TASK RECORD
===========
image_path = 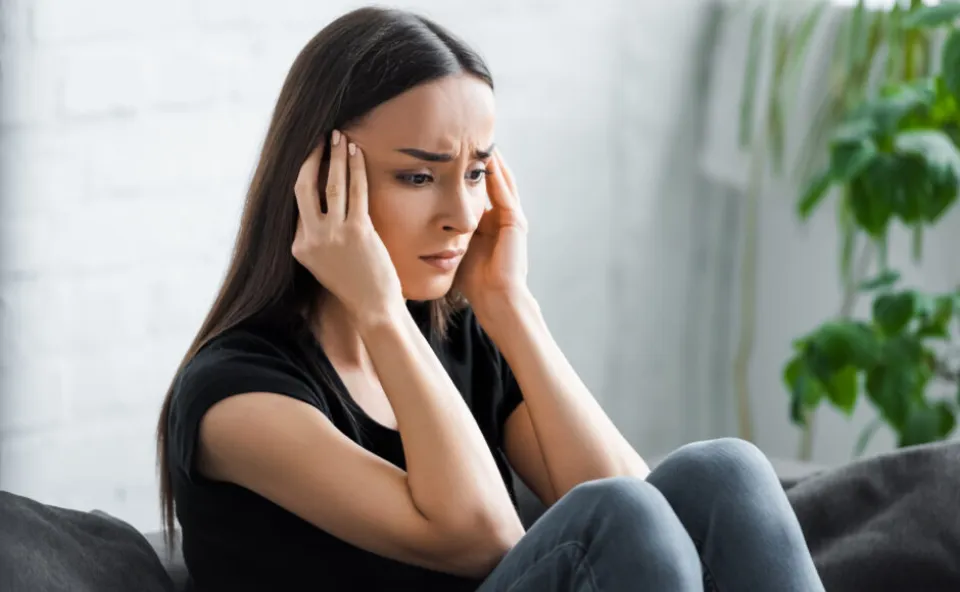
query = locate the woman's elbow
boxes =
[450,527,519,578]
[437,513,523,578]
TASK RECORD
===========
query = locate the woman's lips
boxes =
[419,250,463,271]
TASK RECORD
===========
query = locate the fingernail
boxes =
[348,142,356,156]
[332,130,341,146]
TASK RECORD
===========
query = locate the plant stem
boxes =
[733,137,765,444]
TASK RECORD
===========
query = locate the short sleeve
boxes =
[167,332,324,483]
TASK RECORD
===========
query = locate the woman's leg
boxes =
[646,437,824,592]
[477,476,703,591]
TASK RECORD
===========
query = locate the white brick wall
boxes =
[1,0,709,531]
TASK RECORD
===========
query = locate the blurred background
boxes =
[1,0,959,533]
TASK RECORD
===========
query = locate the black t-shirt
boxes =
[167,302,524,592]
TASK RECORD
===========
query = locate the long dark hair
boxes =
[156,6,493,546]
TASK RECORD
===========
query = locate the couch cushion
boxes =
[787,440,960,592]
[0,491,175,592]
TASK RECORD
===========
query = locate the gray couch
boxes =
[8,443,960,591]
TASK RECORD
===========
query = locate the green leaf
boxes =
[873,291,916,335]
[831,116,877,142]
[899,399,956,447]
[931,77,960,125]
[785,356,824,406]
[866,334,929,432]
[829,121,879,183]
[806,321,882,375]
[894,130,960,223]
[850,174,893,238]
[858,269,901,292]
[826,365,859,414]
[865,82,937,135]
[937,401,957,439]
[916,294,955,338]
[884,333,926,366]
[894,129,960,181]
[933,294,955,323]
[790,394,805,427]
[902,2,960,29]
[866,365,914,430]
[944,28,960,105]
[797,169,834,219]
[924,180,960,224]
[784,356,824,427]
[912,291,938,318]
[891,157,929,224]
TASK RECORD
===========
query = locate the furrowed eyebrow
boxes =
[395,143,496,162]
[474,144,495,160]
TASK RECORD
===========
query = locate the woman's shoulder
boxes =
[171,321,327,416]
[189,320,301,362]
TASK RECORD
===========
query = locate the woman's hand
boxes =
[456,151,530,310]
[292,130,404,326]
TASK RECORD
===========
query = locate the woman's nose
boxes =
[442,186,481,234]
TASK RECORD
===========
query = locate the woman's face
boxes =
[344,74,496,301]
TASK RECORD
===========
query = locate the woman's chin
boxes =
[400,274,456,302]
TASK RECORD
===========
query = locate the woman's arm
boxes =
[358,303,525,540]
[199,305,524,578]
[199,385,517,578]
[478,289,650,503]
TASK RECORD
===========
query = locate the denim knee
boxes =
[663,437,777,491]
[565,476,672,518]
[562,476,701,576]
[563,477,689,544]
[533,477,702,589]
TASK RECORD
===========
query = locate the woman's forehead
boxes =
[348,75,495,156]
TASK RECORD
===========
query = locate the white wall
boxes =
[0,0,713,531]
[8,0,937,534]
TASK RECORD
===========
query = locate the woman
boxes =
[156,7,824,591]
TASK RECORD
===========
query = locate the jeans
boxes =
[476,438,824,591]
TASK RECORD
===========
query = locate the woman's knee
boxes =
[561,477,701,574]
[526,477,701,588]
[661,437,777,489]
[563,476,681,534]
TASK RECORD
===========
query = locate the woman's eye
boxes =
[467,168,490,183]
[398,173,433,186]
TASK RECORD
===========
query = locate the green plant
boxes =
[783,5,960,455]
[737,0,960,458]
[785,276,960,454]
